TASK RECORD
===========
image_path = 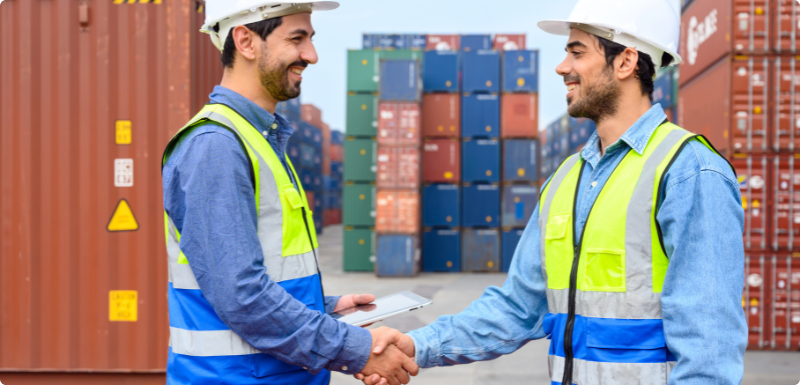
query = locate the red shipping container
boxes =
[774,0,800,54]
[301,104,324,128]
[772,56,800,151]
[744,255,769,349]
[426,34,460,51]
[305,191,315,212]
[422,94,460,137]
[422,139,461,183]
[378,102,422,146]
[732,154,769,251]
[678,56,769,155]
[493,34,526,51]
[772,155,800,250]
[770,254,800,350]
[330,144,344,162]
[377,147,421,189]
[375,190,420,234]
[322,123,331,176]
[331,209,342,225]
[501,94,539,138]
[679,0,769,86]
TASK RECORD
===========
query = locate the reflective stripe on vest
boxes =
[161,104,326,384]
[539,122,720,385]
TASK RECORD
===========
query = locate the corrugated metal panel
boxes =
[422,229,461,272]
[460,34,492,52]
[503,139,539,182]
[462,184,500,228]
[375,190,420,234]
[770,254,800,350]
[775,0,800,53]
[773,56,800,152]
[343,228,375,272]
[500,94,538,138]
[462,50,500,93]
[422,184,460,227]
[773,154,799,250]
[501,229,524,273]
[346,94,378,137]
[502,50,538,93]
[732,154,769,250]
[343,183,376,227]
[0,0,221,374]
[501,185,538,228]
[462,139,500,183]
[422,139,460,183]
[377,103,421,146]
[422,94,460,138]
[422,51,459,93]
[375,235,420,277]
[462,93,500,138]
[376,147,420,189]
[745,255,768,349]
[461,229,500,272]
[343,138,376,182]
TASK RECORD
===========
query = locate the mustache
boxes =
[563,75,580,84]
[287,60,308,70]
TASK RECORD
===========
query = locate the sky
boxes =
[297,0,681,132]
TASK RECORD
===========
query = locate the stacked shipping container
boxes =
[324,131,344,226]
[676,0,800,351]
[285,103,326,235]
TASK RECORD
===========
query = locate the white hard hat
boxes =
[538,0,682,74]
[201,0,339,52]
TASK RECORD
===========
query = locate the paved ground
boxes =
[318,225,800,385]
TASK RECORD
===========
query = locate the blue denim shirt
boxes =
[408,104,747,384]
[162,86,372,375]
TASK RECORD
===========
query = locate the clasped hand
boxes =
[355,327,418,385]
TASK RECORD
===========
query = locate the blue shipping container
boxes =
[363,34,397,50]
[324,176,342,192]
[462,93,500,138]
[423,51,459,93]
[299,168,314,192]
[313,151,323,171]
[300,122,323,149]
[325,192,342,209]
[502,50,539,93]
[287,141,301,166]
[501,185,538,228]
[652,70,675,109]
[503,139,538,182]
[462,139,500,183]
[462,228,500,272]
[331,161,344,178]
[460,34,492,51]
[376,235,420,277]
[569,119,596,152]
[395,34,427,50]
[379,59,421,102]
[300,143,316,169]
[423,184,460,227]
[331,131,345,146]
[501,229,524,273]
[314,211,323,235]
[462,50,500,93]
[462,184,500,227]
[276,97,302,119]
[423,229,461,272]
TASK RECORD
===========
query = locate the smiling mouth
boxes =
[289,67,304,76]
[567,84,578,92]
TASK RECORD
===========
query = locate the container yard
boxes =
[1,0,798,384]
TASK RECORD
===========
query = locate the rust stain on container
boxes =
[0,0,221,375]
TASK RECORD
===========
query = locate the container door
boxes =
[773,155,800,250]
[770,255,800,350]
[774,0,800,53]
[731,56,768,153]
[732,0,770,52]
[732,154,769,250]
[773,57,800,152]
[745,255,768,349]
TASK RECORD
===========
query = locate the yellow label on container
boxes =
[115,120,132,145]
[109,290,138,322]
[107,199,139,232]
[444,171,453,179]
[447,261,453,268]
[487,261,494,268]
[446,216,452,223]
[514,197,520,203]
[359,239,365,245]
[485,126,492,132]
[438,125,444,132]
[517,168,525,177]
[446,81,452,87]
[361,104,367,110]
[362,59,368,65]
[486,81,492,87]
[486,216,492,223]
[517,78,525,87]
[486,170,492,177]
[750,298,759,306]
[360,149,366,155]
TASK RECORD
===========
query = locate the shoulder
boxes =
[664,135,738,190]
[163,121,248,183]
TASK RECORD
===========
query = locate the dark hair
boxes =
[594,36,674,102]
[216,17,284,69]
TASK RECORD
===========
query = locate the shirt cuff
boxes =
[324,295,342,315]
[407,326,441,368]
[325,324,372,375]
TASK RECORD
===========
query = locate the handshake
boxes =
[354,327,419,385]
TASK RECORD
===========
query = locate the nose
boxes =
[301,39,318,65]
[556,54,571,77]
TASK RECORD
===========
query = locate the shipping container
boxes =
[501,185,539,228]
[376,235,421,277]
[422,184,461,227]
[379,59,422,102]
[773,155,800,250]
[502,229,524,273]
[346,94,378,137]
[343,183,376,227]
[343,228,376,272]
[500,94,539,138]
[299,121,323,149]
[493,34,526,51]
[332,131,345,146]
[426,34,460,51]
[770,253,800,350]
[569,119,596,153]
[344,138,377,182]
[462,184,501,228]
[324,176,342,193]
[732,154,769,250]
[423,51,460,93]
[772,56,800,151]
[775,0,800,53]
[462,93,500,138]
[378,102,422,146]
[301,104,324,128]
[652,69,676,109]
[423,139,461,183]
[460,34,492,51]
[422,94,461,138]
[300,143,316,169]
[422,229,461,272]
[306,191,316,213]
[462,229,501,272]
[362,34,398,50]
[395,34,427,50]
[502,50,539,93]
[277,97,302,120]
[331,161,344,179]
[462,139,501,183]
[325,192,343,210]
[503,139,539,182]
[375,190,421,234]
[745,254,769,349]
[678,55,769,155]
[314,211,324,235]
[287,140,301,165]
[347,50,424,93]
[377,147,421,189]
[462,50,501,93]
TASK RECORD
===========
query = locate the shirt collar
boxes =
[208,86,293,135]
[580,104,667,164]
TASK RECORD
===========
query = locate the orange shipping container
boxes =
[771,254,800,350]
[378,102,422,146]
[500,93,539,138]
[0,0,223,380]
[422,139,461,183]
[426,34,460,51]
[745,255,769,349]
[422,94,460,138]
[301,104,324,128]
[732,154,769,251]
[330,144,344,162]
[375,190,420,234]
[377,147,421,189]
[771,56,800,151]
[772,155,800,250]
[493,34,526,51]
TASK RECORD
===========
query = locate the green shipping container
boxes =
[347,50,424,93]
[343,227,375,272]
[346,93,378,137]
[343,183,375,227]
[344,138,376,182]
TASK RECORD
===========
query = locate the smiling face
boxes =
[257,12,318,101]
[556,28,621,122]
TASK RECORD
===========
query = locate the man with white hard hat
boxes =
[359,0,747,384]
[161,2,418,384]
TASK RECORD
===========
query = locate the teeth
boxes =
[290,68,302,75]
[567,84,576,92]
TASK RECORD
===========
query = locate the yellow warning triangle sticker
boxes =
[107,199,139,232]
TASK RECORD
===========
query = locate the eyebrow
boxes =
[291,28,316,38]
[565,40,587,51]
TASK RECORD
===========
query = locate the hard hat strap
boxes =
[570,22,663,79]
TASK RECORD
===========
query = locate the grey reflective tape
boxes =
[624,129,688,295]
[169,327,259,357]
[550,355,671,385]
[549,288,662,319]
[265,249,319,283]
[166,217,200,290]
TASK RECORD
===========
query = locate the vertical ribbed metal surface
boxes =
[0,0,220,375]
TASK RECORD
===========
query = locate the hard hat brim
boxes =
[201,1,340,34]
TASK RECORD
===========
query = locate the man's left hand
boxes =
[334,294,376,313]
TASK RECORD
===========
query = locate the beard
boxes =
[566,68,621,123]
[258,45,304,102]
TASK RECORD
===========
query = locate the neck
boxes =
[220,69,278,114]
[595,95,652,155]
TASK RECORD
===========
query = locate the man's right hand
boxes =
[356,327,417,385]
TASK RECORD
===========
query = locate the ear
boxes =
[615,47,639,81]
[231,26,258,62]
